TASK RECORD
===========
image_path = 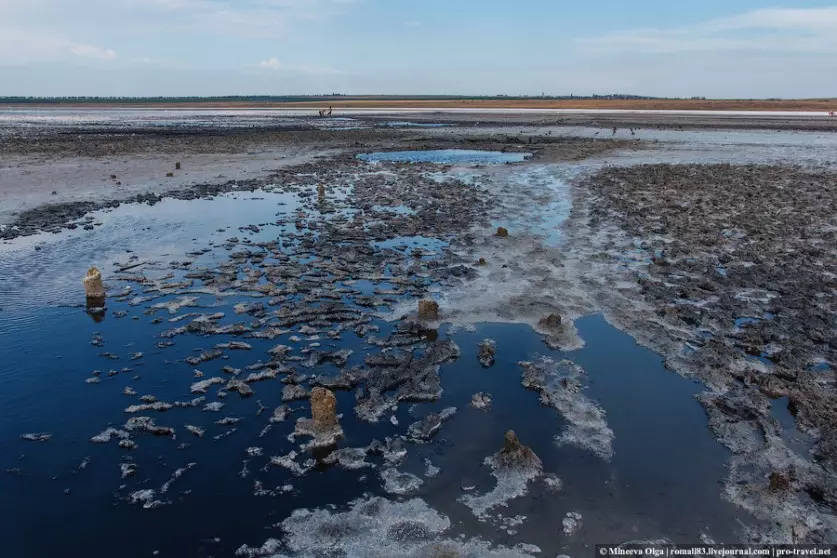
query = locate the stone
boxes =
[310,387,338,429]
[538,314,563,330]
[418,299,439,320]
[471,392,492,410]
[293,387,343,450]
[562,512,582,536]
[175,162,181,170]
[317,184,326,199]
[497,430,542,471]
[478,339,496,367]
[458,430,543,519]
[83,267,106,301]
[496,227,509,237]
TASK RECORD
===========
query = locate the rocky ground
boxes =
[574,163,837,542]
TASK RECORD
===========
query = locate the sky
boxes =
[2,0,837,98]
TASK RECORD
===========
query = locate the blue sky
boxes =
[2,0,837,97]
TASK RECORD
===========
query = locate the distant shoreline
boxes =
[1,98,836,112]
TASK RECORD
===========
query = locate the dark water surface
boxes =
[0,183,750,557]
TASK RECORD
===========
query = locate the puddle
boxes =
[377,121,451,128]
[770,396,814,456]
[0,190,301,313]
[358,150,530,165]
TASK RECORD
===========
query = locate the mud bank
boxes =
[574,163,837,542]
[0,121,632,234]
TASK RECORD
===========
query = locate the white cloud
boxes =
[256,57,341,74]
[70,44,117,60]
[0,28,117,65]
[579,7,837,54]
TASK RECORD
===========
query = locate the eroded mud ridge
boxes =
[580,163,837,542]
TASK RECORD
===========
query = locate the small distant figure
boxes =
[830,111,836,117]
[612,126,618,136]
[327,106,333,117]
[318,109,326,117]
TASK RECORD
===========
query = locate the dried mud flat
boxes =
[574,163,837,542]
[3,113,837,556]
[0,121,633,236]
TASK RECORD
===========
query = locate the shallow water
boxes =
[358,149,530,165]
[0,189,301,313]
[377,121,451,128]
[0,156,755,556]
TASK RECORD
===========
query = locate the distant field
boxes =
[2,98,836,111]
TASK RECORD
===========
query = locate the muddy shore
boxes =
[0,121,635,236]
[572,163,837,541]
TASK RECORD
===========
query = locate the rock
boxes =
[478,339,496,367]
[121,463,137,478]
[191,377,225,394]
[424,458,440,478]
[124,416,174,437]
[543,473,563,492]
[270,405,290,423]
[497,227,509,237]
[166,172,174,178]
[310,387,338,429]
[317,184,326,199]
[83,267,106,301]
[282,384,310,402]
[418,299,439,320]
[497,430,542,471]
[20,433,51,442]
[293,387,344,449]
[769,470,792,492]
[186,425,205,438]
[381,468,424,495]
[459,430,543,519]
[90,428,129,444]
[407,407,457,442]
[519,358,614,460]
[175,162,181,170]
[323,447,374,470]
[270,451,316,476]
[538,314,563,330]
[471,392,492,410]
[227,379,254,398]
[562,512,582,535]
[477,257,487,265]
